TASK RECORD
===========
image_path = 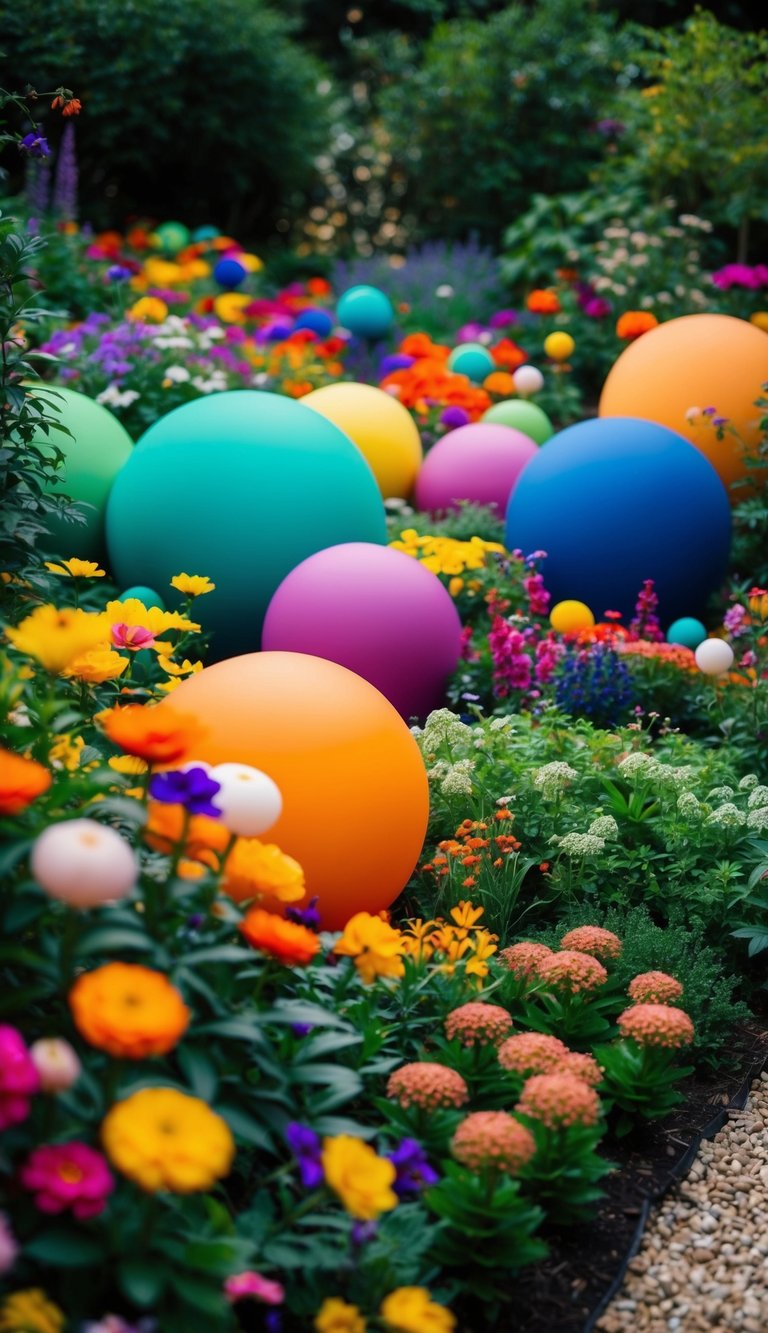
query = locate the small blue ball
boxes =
[666,617,707,649]
[118,585,167,610]
[337,285,394,339]
[213,257,247,289]
[448,342,496,384]
[295,308,334,339]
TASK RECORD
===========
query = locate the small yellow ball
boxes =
[544,331,575,362]
[550,599,595,633]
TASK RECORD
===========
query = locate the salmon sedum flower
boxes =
[627,972,684,1004]
[559,926,622,961]
[536,949,608,995]
[451,1110,535,1174]
[617,1003,694,1049]
[444,1001,513,1047]
[498,940,554,979]
[516,1073,601,1129]
[386,1062,469,1111]
[320,1134,398,1220]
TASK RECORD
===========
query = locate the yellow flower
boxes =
[221,838,306,904]
[237,252,263,272]
[333,911,406,985]
[142,257,186,288]
[127,295,169,322]
[64,648,129,683]
[543,331,575,362]
[102,1087,234,1192]
[448,577,464,597]
[6,605,109,674]
[49,733,85,771]
[321,1135,398,1220]
[104,599,200,634]
[108,754,149,775]
[170,573,216,597]
[449,900,484,930]
[0,1289,65,1333]
[379,1288,456,1333]
[750,311,768,333]
[214,293,250,324]
[44,558,106,578]
[315,1298,367,1333]
[465,929,499,979]
[156,654,203,677]
[157,676,182,693]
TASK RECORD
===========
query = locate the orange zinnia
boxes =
[526,289,561,315]
[0,747,52,815]
[143,801,230,863]
[616,311,658,340]
[240,907,320,966]
[491,339,527,371]
[483,370,516,396]
[100,704,202,764]
[69,963,190,1058]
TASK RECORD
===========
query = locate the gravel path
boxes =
[596,1072,768,1333]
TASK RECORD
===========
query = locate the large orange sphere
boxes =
[599,314,768,493]
[161,652,429,929]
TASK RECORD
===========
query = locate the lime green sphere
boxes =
[483,399,553,445]
[153,221,191,255]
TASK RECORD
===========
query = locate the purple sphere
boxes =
[415,423,538,516]
[262,543,463,720]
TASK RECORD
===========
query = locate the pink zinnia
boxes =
[111,623,156,650]
[224,1272,285,1305]
[0,1025,40,1129]
[20,1142,115,1219]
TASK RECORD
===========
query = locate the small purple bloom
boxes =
[456,322,486,342]
[387,1139,439,1196]
[286,896,321,930]
[107,265,133,282]
[19,130,50,159]
[148,766,222,818]
[489,309,518,328]
[285,1122,323,1189]
[351,1220,378,1246]
[595,118,625,138]
[583,297,612,319]
[440,405,470,429]
[379,353,415,377]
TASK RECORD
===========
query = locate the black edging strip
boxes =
[582,1055,768,1333]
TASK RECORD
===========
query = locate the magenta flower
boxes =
[224,1272,285,1305]
[0,1213,18,1275]
[111,623,156,650]
[20,1142,115,1219]
[583,297,612,319]
[0,1025,40,1129]
[710,263,762,290]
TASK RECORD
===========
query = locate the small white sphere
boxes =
[29,1038,82,1093]
[209,763,283,837]
[31,819,138,908]
[512,365,545,397]
[694,637,735,676]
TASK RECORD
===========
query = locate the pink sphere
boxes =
[262,543,463,720]
[415,423,538,516]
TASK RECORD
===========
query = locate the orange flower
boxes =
[100,704,202,764]
[526,289,561,315]
[52,94,82,116]
[616,311,658,340]
[490,339,527,371]
[144,801,230,862]
[306,277,332,296]
[69,963,190,1058]
[483,371,516,396]
[221,838,305,904]
[240,907,320,966]
[0,747,52,815]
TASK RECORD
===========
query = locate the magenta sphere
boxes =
[262,543,463,720]
[415,423,538,516]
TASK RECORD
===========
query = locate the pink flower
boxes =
[387,1062,469,1111]
[111,623,156,650]
[489,616,532,697]
[30,1038,82,1093]
[0,1025,40,1129]
[445,1002,513,1048]
[516,1073,601,1129]
[710,263,762,290]
[224,1272,285,1305]
[627,972,683,1005]
[559,926,622,961]
[498,941,553,980]
[0,1213,18,1275]
[617,1003,694,1049]
[451,1111,536,1173]
[20,1142,115,1219]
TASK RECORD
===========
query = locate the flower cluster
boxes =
[516,1074,601,1130]
[559,926,622,961]
[536,951,608,995]
[627,972,684,1004]
[387,1063,470,1111]
[444,1002,513,1047]
[451,1111,536,1173]
[617,1004,695,1049]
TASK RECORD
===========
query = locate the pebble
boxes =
[596,1076,768,1332]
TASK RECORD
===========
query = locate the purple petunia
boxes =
[19,130,50,159]
[285,1122,323,1189]
[286,896,321,930]
[148,766,222,818]
[387,1139,439,1196]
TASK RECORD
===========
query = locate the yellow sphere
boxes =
[550,599,595,633]
[544,331,575,362]
[302,383,423,500]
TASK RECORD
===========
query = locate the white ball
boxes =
[31,819,138,908]
[694,638,735,676]
[209,763,283,837]
[512,365,545,397]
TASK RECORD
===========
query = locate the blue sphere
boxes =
[295,308,334,339]
[336,285,394,339]
[505,417,731,623]
[213,257,247,289]
[448,342,496,384]
[666,617,707,649]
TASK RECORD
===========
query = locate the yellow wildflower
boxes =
[449,900,484,930]
[315,1298,367,1333]
[0,1289,65,1333]
[333,911,406,985]
[465,929,499,979]
[6,605,108,674]
[448,577,464,597]
[214,293,250,324]
[104,599,200,634]
[64,648,128,683]
[321,1135,398,1220]
[750,312,768,333]
[156,655,203,677]
[127,296,169,322]
[170,574,216,597]
[44,558,106,578]
[157,676,182,693]
[380,1287,455,1333]
[108,754,149,775]
[49,733,85,771]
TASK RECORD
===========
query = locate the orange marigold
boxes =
[516,1073,601,1129]
[490,338,527,371]
[445,1002,513,1048]
[240,907,320,966]
[221,838,305,904]
[498,1032,570,1077]
[451,1110,536,1173]
[387,1062,469,1111]
[559,927,622,961]
[616,311,658,340]
[69,963,190,1059]
[526,289,561,315]
[627,972,684,1005]
[498,941,553,979]
[0,747,52,815]
[537,950,608,995]
[617,1003,694,1049]
[100,704,202,764]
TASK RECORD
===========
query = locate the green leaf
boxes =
[118,1259,167,1306]
[179,945,255,966]
[176,1046,219,1101]
[27,1227,104,1266]
[78,928,156,956]
[218,1103,273,1149]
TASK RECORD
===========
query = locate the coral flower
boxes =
[498,1032,570,1077]
[100,703,203,764]
[0,748,51,815]
[315,1298,366,1333]
[0,1289,64,1333]
[526,289,561,315]
[102,1087,234,1192]
[144,801,230,861]
[451,1110,536,1173]
[559,927,622,961]
[321,1135,398,1221]
[387,1062,469,1111]
[69,963,190,1059]
[20,1142,114,1219]
[445,1002,513,1047]
[110,623,156,650]
[516,1073,601,1129]
[617,1003,694,1049]
[498,941,553,979]
[333,912,406,985]
[560,1051,603,1087]
[52,94,82,116]
[379,1287,455,1333]
[627,972,684,1004]
[240,907,320,966]
[616,311,658,340]
[0,1026,40,1130]
[222,839,306,904]
[536,950,608,994]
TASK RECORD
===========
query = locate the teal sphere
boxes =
[105,391,387,657]
[154,221,190,255]
[666,617,707,649]
[448,343,496,384]
[118,586,167,610]
[483,399,553,445]
[192,225,220,244]
[336,286,394,339]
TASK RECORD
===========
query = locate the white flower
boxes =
[489,717,510,731]
[617,752,656,778]
[739,774,759,790]
[30,1038,81,1094]
[208,763,282,837]
[747,807,768,832]
[556,832,606,857]
[419,708,472,751]
[588,815,619,839]
[163,365,191,383]
[153,336,194,349]
[440,759,475,797]
[31,819,138,908]
[677,791,702,819]
[95,386,140,408]
[533,762,578,789]
[748,786,768,809]
[706,786,734,803]
[435,284,454,298]
[496,795,515,806]
[427,760,450,781]
[705,803,746,829]
[648,764,695,791]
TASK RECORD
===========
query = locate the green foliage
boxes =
[425,1163,547,1297]
[519,1122,613,1223]
[596,1039,694,1135]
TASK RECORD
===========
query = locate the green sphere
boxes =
[483,399,554,445]
[32,386,134,560]
[118,586,167,610]
[153,221,191,255]
[106,391,387,657]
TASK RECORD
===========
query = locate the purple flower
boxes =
[595,118,625,138]
[724,604,749,638]
[107,265,133,282]
[440,405,470,429]
[387,1139,439,1196]
[286,896,321,930]
[351,1220,379,1246]
[19,130,50,159]
[379,353,415,377]
[285,1122,323,1189]
[489,309,518,328]
[456,322,486,342]
[148,766,222,817]
[583,297,612,319]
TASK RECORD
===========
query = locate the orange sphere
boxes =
[158,652,429,929]
[599,314,768,493]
